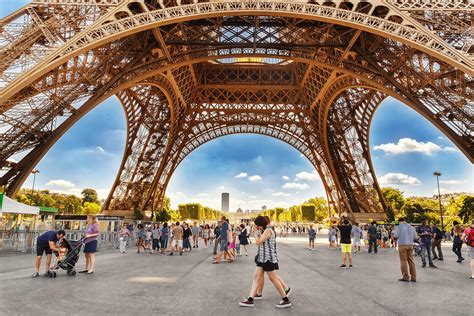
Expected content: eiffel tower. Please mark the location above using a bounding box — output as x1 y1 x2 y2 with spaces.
1 0 472 221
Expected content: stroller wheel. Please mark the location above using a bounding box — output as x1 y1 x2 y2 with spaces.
70 270 76 276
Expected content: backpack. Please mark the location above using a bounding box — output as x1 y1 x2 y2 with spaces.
466 229 474 247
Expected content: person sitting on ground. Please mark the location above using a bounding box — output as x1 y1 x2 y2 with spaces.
33 230 66 277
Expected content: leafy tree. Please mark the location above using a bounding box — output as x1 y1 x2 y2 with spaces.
156 209 171 222
301 204 316 221
457 195 473 223
81 188 99 205
81 202 101 214
382 187 405 220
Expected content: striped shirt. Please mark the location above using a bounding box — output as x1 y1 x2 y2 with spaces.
257 228 278 264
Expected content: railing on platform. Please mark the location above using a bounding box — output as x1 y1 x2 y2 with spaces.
0 231 39 253
0 230 137 253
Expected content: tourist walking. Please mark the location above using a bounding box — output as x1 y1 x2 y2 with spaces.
239 216 291 309
308 225 316 251
192 222 200 248
119 224 131 253
368 221 378 254
452 221 465 263
151 223 161 254
212 221 221 256
81 214 100 274
135 224 145 253
235 226 242 256
160 222 168 254
461 220 474 279
416 220 437 268
183 223 192 252
394 217 417 282
32 230 66 277
213 217 230 263
328 226 337 249
239 223 249 256
337 217 353 268
431 223 443 260
169 222 183 256
351 223 362 253
202 224 210 248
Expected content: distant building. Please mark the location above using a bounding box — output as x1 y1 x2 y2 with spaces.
236 207 243 213
262 205 267 211
221 193 230 212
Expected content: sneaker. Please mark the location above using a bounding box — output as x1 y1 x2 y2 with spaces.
398 278 409 282
349 265 354 269
254 294 263 300
168 253 173 256
239 300 254 307
32 272 39 277
339 264 347 268
437 258 443 261
429 264 437 268
410 279 416 282
422 263 426 268
285 287 292 297
180 252 183 256
276 300 292 309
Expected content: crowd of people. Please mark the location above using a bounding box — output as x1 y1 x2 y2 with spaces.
31 214 474 310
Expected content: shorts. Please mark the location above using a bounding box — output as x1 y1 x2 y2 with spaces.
84 240 98 253
36 242 52 256
309 237 315 241
353 239 361 246
330 236 336 242
256 260 279 272
174 239 183 248
341 243 352 253
220 241 229 252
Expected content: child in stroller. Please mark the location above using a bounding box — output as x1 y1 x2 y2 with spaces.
46 237 85 278
413 240 422 257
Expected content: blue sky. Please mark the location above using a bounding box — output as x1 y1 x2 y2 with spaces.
3 3 472 211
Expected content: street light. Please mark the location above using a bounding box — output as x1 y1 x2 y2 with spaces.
433 171 444 232
31 169 40 203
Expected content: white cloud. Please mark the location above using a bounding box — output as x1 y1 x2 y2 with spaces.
437 136 445 140
296 171 319 181
272 192 290 197
217 186 226 190
374 138 442 155
249 175 262 182
378 173 421 186
435 188 455 194
45 179 76 188
439 179 464 185
235 172 248 178
248 195 257 199
95 146 105 153
198 193 209 196
282 182 310 190
443 146 459 152
282 176 289 180
49 188 82 197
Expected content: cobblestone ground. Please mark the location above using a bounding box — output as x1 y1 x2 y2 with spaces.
0 236 472 315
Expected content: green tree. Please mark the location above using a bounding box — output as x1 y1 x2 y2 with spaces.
301 204 316 221
81 188 99 205
82 202 101 214
156 209 171 222
382 187 405 220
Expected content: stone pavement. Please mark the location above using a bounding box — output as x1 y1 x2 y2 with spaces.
0 236 472 316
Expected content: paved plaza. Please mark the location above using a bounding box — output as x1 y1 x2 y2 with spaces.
0 237 472 316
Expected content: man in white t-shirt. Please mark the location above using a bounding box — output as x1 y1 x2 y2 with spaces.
351 223 362 253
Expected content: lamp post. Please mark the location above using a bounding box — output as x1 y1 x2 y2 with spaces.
433 171 444 232
31 169 40 203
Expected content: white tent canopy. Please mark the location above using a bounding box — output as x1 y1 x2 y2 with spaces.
0 193 40 216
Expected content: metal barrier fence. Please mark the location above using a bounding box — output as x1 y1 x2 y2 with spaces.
0 230 137 253
0 231 39 253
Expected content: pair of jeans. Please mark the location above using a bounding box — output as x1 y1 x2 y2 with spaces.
420 243 433 265
160 237 168 249
368 238 378 253
152 238 160 250
431 239 443 259
183 237 191 250
452 242 463 260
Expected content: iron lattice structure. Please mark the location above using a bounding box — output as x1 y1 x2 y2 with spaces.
0 0 473 220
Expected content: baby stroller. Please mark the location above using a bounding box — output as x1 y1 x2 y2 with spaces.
413 241 422 257
46 237 85 278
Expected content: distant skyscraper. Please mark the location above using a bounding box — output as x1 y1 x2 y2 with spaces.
221 193 229 213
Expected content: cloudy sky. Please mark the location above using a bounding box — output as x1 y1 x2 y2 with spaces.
3 3 473 211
